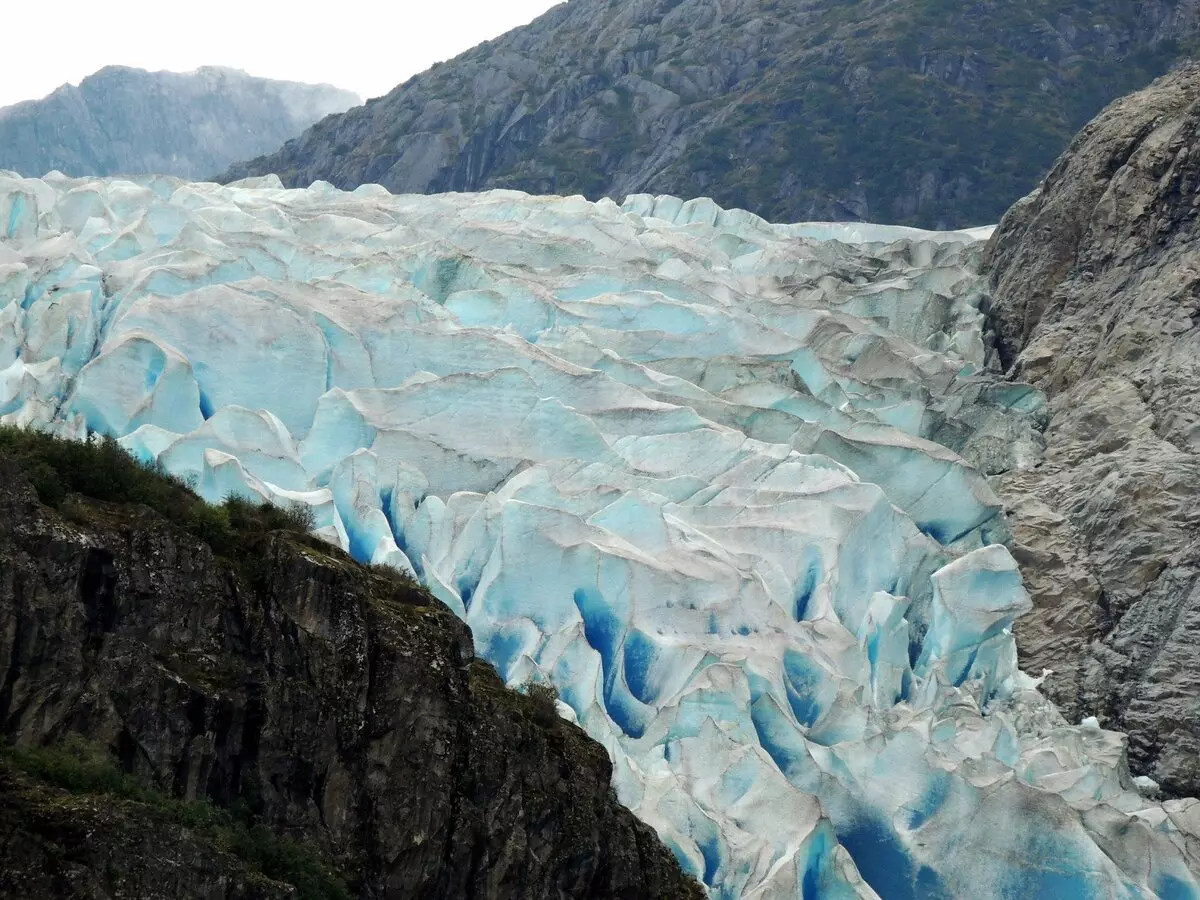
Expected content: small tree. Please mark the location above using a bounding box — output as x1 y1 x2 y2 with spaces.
521 679 561 728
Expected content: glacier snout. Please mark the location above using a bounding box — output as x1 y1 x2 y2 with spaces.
0 171 1197 899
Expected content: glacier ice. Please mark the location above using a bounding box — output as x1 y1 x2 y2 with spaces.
1 169 1198 899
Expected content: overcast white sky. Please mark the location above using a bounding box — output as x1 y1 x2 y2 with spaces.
0 0 563 109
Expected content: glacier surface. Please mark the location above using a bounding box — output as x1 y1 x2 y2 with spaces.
1 170 1198 899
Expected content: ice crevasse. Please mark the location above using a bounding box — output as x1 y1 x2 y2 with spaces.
0 169 1197 899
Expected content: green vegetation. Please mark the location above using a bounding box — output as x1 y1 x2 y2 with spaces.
0 424 423 613
0 426 315 560
1 737 353 900
0 426 191 513
520 678 564 728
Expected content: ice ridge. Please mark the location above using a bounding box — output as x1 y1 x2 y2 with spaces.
0 170 1197 899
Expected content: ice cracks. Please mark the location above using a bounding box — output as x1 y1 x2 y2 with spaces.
0 169 1196 899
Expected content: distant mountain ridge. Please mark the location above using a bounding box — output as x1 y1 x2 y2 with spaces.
222 0 1199 228
0 66 359 180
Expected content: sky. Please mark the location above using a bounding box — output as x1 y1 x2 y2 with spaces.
0 0 563 109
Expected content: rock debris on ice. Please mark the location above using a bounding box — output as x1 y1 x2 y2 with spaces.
1 170 1197 899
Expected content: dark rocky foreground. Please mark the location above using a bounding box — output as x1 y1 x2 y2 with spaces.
987 62 1200 800
0 459 703 899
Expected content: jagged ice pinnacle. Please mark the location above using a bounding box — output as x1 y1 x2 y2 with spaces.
0 169 1197 899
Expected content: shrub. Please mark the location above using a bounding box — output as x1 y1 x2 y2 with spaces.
222 494 314 538
1 737 352 900
22 459 66 508
276 501 316 535
186 502 235 553
0 427 192 515
521 679 562 728
4 734 145 799
365 560 420 588
0 427 316 563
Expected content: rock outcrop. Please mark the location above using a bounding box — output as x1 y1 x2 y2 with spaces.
222 0 1199 228
0 763 297 900
0 66 358 180
986 61 1200 800
0 459 703 899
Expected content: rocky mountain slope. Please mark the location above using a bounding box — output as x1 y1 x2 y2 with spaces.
0 433 702 900
0 66 358 180
987 62 1200 800
223 0 1197 228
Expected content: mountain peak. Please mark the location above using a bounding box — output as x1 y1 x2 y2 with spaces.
222 0 1198 228
0 66 360 180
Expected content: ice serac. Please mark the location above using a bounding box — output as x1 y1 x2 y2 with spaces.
0 170 1196 899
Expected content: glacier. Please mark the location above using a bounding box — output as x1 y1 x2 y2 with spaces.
1 169 1198 899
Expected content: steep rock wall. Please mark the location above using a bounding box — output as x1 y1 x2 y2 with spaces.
986 61 1200 799
0 464 702 899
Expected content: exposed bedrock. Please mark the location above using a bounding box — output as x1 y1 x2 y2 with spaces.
986 62 1200 800
0 467 703 899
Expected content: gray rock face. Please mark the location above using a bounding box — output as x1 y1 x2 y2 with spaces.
985 62 1200 799
0 764 296 900
223 0 1199 228
0 66 359 180
0 465 703 900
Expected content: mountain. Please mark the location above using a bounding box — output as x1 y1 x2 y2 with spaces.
0 66 359 180
986 62 1200 801
0 429 703 900
222 0 1197 228
1 167 1197 897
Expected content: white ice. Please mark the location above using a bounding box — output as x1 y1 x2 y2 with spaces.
1 170 1197 899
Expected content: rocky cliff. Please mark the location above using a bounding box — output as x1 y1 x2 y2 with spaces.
986 62 1200 800
0 66 359 180
223 0 1198 228
0 434 703 899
